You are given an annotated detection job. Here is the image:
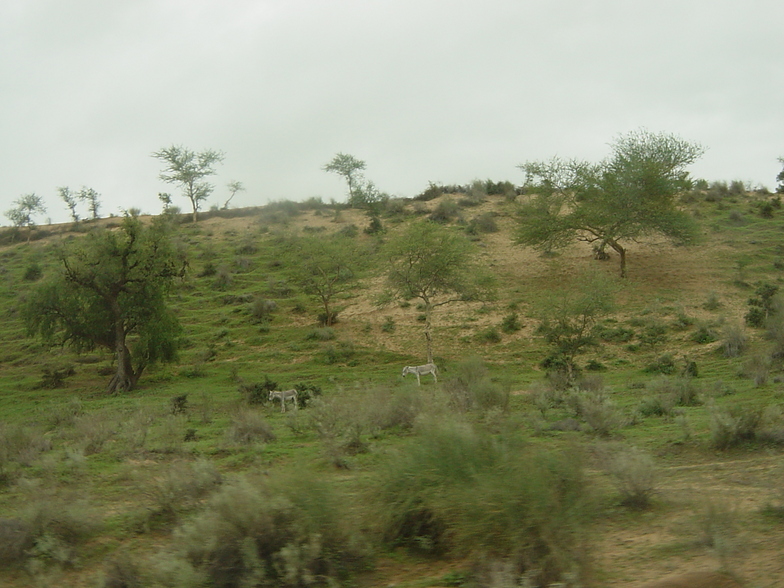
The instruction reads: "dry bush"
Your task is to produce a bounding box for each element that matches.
[709,401,763,449]
[100,553,143,588]
[0,518,33,566]
[721,322,747,357]
[71,412,115,455]
[0,423,52,479]
[143,460,223,524]
[639,377,702,417]
[576,390,625,436]
[153,472,369,587]
[227,409,276,445]
[18,496,101,568]
[742,353,770,386]
[443,356,509,413]
[605,446,658,508]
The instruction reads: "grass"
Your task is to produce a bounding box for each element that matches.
[0,193,782,585]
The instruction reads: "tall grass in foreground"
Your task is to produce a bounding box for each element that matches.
[376,419,590,587]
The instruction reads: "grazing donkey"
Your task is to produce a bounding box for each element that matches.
[401,363,438,385]
[268,389,298,413]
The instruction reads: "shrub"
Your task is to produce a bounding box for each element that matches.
[577,391,625,436]
[377,421,590,585]
[644,353,676,375]
[23,262,43,281]
[428,199,460,223]
[644,376,702,412]
[381,316,396,333]
[0,518,33,566]
[143,460,222,524]
[250,297,277,322]
[721,322,747,357]
[21,497,101,568]
[305,327,336,341]
[606,446,657,508]
[476,327,501,343]
[227,409,276,445]
[500,313,522,333]
[443,356,508,413]
[691,324,718,344]
[238,376,278,405]
[709,402,763,449]
[164,473,369,587]
[292,382,322,408]
[465,213,499,235]
[100,554,143,588]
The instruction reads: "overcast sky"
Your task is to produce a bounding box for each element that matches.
[2,0,782,224]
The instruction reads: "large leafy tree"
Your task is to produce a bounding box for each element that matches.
[385,221,494,363]
[777,156,784,194]
[24,215,186,393]
[516,129,704,277]
[153,145,224,222]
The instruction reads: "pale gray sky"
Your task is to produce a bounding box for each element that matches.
[2,0,782,224]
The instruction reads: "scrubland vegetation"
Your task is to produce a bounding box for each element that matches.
[0,175,783,587]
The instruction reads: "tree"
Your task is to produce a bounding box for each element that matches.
[58,186,102,222]
[153,145,224,222]
[78,187,102,219]
[516,130,704,277]
[777,157,784,194]
[58,187,80,222]
[5,193,47,241]
[223,180,245,210]
[535,273,616,384]
[323,153,366,206]
[291,234,363,326]
[385,221,494,363]
[24,215,186,393]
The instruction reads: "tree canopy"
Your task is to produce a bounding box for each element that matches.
[5,193,46,241]
[24,215,186,393]
[153,145,224,222]
[516,129,704,277]
[385,221,494,362]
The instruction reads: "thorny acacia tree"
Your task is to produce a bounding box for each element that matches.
[535,272,616,384]
[5,193,47,242]
[24,215,186,393]
[292,234,364,326]
[385,221,494,363]
[323,153,366,206]
[153,145,224,222]
[516,129,703,277]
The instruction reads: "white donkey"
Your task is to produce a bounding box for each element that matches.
[268,389,298,413]
[402,363,438,385]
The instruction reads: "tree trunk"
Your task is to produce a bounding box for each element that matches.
[425,302,434,364]
[607,239,627,278]
[107,305,139,393]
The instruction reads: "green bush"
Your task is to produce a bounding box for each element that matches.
[500,313,522,333]
[377,421,590,585]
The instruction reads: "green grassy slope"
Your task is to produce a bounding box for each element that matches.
[0,189,782,587]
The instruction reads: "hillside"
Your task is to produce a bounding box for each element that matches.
[0,188,783,587]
